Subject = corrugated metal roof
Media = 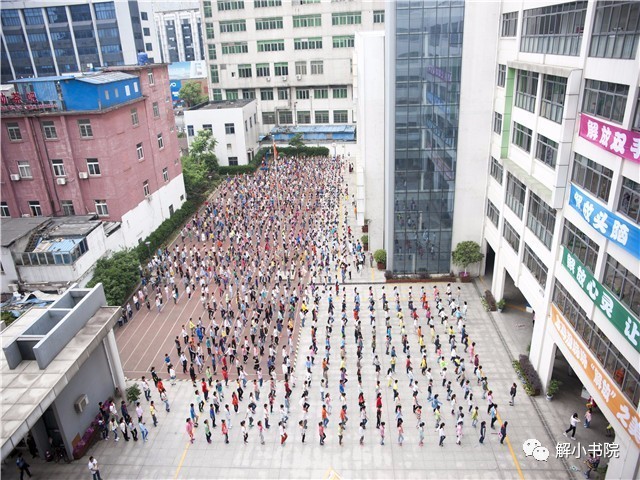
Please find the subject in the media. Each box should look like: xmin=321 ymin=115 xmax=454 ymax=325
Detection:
xmin=75 ymin=72 xmax=137 ymax=85
xmin=271 ymin=125 xmax=355 ymax=134
xmin=13 ymin=76 xmax=74 ymax=83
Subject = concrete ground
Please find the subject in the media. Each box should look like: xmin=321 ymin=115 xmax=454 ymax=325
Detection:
xmin=1 ymin=167 xmax=613 ymax=480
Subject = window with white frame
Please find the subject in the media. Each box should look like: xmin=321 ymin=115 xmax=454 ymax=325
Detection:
xmin=262 ymin=112 xmax=276 ymax=124
xmin=294 ymin=37 xmax=322 ymax=50
xmin=51 ymin=159 xmax=66 ymax=177
xmin=256 ymin=63 xmax=270 ymax=77
xmin=274 ymin=63 xmax=288 ymax=76
xmin=157 ymin=133 xmax=164 ymax=149
xmin=332 ymin=12 xmax=361 ymax=25
xmin=373 ymin=10 xmax=384 ymax=23
xmin=148 ymin=71 xmax=154 ymax=85
xmin=526 ymin=192 xmax=556 ymax=249
xmin=295 ymin=61 xmax=307 ymax=75
xmin=255 ymin=17 xmax=282 ymax=30
xmin=314 ymin=88 xmax=328 ymax=99
xmin=278 ymin=88 xmax=289 ymax=100
xmin=225 ymin=123 xmax=235 ymax=134
xmin=7 ymin=122 xmax=21 ymax=141
xmin=143 ymin=180 xmax=150 ymax=197
xmin=218 ymin=1 xmax=244 ymax=11
xmin=489 ymin=157 xmax=503 ymax=184
xmin=278 ymin=110 xmax=292 ymax=124
xmin=260 ymin=88 xmax=274 ymax=100
xmin=493 ymin=112 xmax=502 ymax=134
xmin=220 ymin=20 xmax=247 ymax=32
xmin=226 ymin=90 xmax=238 ymax=100
xmin=18 ymin=161 xmax=32 ymax=178
xmin=486 ymin=199 xmax=500 ymax=227
xmin=520 ymin=2 xmax=587 ymax=55
xmin=571 ymin=153 xmax=613 ymax=202
xmin=505 ymin=172 xmax=526 ymax=219
xmin=87 ymin=158 xmax=101 ymax=175
xmin=293 ymin=14 xmax=321 ymax=28
xmin=512 ymin=122 xmax=533 ymax=152
xmin=515 ymin=70 xmax=538 ymax=113
xmin=238 ymin=64 xmax=252 ymax=78
xmin=254 ymin=0 xmax=281 ymax=7
xmin=221 ymin=42 xmax=248 ymax=54
xmin=496 ymin=64 xmax=506 ymax=87
xmin=29 ymin=201 xmax=42 ymax=217
xmin=603 ymin=254 xmax=640 ymax=317
xmin=296 ymin=88 xmax=309 ymax=100
xmin=503 ymin=221 xmax=520 ymax=252
xmin=163 ymin=167 xmax=169 ymax=182
xmin=562 ymin=219 xmax=599 ymax=271
xmin=315 ymin=111 xmax=329 ymax=123
xmin=333 ymin=110 xmax=348 ymax=123
xmin=523 ymin=244 xmax=548 ymax=287
xmin=61 ymin=200 xmax=75 ymax=216
xmin=228 ymin=157 xmax=238 ymax=165
xmin=0 ymin=202 xmax=10 ymax=217
xmin=617 ymin=177 xmax=639 ymax=224
xmin=152 ymin=102 xmax=160 ymax=117
xmin=78 ymin=119 xmax=93 ymax=138
xmin=589 ymin=1 xmax=640 ymax=59
xmin=582 ymin=79 xmax=629 ymax=124
xmin=42 ymin=120 xmax=57 ymax=139
xmin=310 ymin=60 xmax=323 ymax=75
xmin=256 ymin=40 xmax=284 ymax=52
xmin=297 ymin=111 xmax=311 ymax=124
xmin=95 ymin=199 xmax=109 ymax=216
xmin=501 ymin=11 xmax=518 ymax=37
xmin=535 ymin=134 xmax=558 ymax=168
xmin=333 ymin=35 xmax=355 ymax=48
xmin=136 ymin=142 xmax=144 ymax=160
xmin=540 ymin=75 xmax=567 ymax=123
xmin=333 ymin=87 xmax=347 ymax=99
xmin=242 ymin=88 xmax=255 ymax=99
xmin=131 ymin=108 xmax=139 ymax=126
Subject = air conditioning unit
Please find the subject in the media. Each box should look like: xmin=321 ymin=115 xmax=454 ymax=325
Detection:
xmin=282 ymin=76 xmax=287 ymax=82
xmin=266 ymin=77 xmax=271 ymax=82
xmin=7 ymin=283 xmax=19 ymax=293
xmin=78 ymin=172 xmax=89 ymax=179
xmin=10 ymin=174 xmax=20 ymax=181
xmin=56 ymin=178 xmax=67 ymax=185
xmin=74 ymin=394 xmax=89 ymax=413
xmin=21 ymin=214 xmax=31 ymax=218
xmin=296 ymin=74 xmax=302 ymax=81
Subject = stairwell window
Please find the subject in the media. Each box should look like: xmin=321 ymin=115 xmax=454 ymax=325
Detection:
xmin=52 ymin=159 xmax=66 ymax=177
xmin=78 ymin=119 xmax=93 ymax=138
xmin=136 ymin=143 xmax=144 ymax=160
xmin=95 ymin=200 xmax=109 ymax=217
xmin=143 ymin=180 xmax=150 ymax=197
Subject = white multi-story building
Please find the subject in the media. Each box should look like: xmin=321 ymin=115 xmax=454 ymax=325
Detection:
xmin=200 ymin=0 xmax=385 ymax=135
xmin=0 ymin=1 xmax=162 ymax=84
xmin=482 ymin=2 xmax=640 ymax=477
xmin=154 ymin=8 xmax=204 ymax=64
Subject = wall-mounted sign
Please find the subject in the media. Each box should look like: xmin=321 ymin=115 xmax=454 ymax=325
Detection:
xmin=579 ymin=113 xmax=640 ymax=164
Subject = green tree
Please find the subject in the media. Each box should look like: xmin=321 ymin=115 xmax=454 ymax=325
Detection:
xmin=189 ymin=129 xmax=219 ymax=173
xmin=451 ymin=240 xmax=484 ymax=274
xmin=87 ymin=250 xmax=140 ymax=306
xmin=288 ymin=132 xmax=305 ymax=149
xmin=178 ymin=82 xmax=207 ymax=107
xmin=181 ymin=152 xmax=209 ymax=198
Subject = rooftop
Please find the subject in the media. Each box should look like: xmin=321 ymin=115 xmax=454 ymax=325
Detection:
xmin=0 ymin=216 xmax=100 ymax=249
xmin=0 ymin=217 xmax=50 ymax=248
xmin=74 ymin=72 xmax=137 ymax=85
xmin=189 ymin=99 xmax=254 ymax=111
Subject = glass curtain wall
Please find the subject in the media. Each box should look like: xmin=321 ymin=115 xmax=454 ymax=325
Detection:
xmin=393 ymin=0 xmax=465 ymax=274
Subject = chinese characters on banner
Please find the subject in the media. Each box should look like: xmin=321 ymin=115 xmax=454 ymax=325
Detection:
xmin=568 ymin=184 xmax=640 ymax=261
xmin=0 ymin=91 xmax=56 ymax=113
xmin=561 ymin=247 xmax=640 ymax=353
xmin=579 ymin=113 xmax=640 ymax=164
xmin=551 ymin=304 xmax=640 ymax=449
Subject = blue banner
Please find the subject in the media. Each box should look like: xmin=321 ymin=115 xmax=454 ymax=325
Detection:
xmin=568 ymin=184 xmax=640 ymax=260
xmin=169 ymin=80 xmax=182 ymax=102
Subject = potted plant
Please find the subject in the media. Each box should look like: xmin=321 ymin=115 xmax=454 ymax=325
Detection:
xmin=546 ymin=379 xmax=562 ymax=400
xmin=373 ymin=249 xmax=387 ymax=270
xmin=126 ymin=384 xmax=142 ymax=404
xmin=496 ymin=298 xmax=506 ymax=313
xmin=361 ymin=235 xmax=369 ymax=252
xmin=362 ymin=220 xmax=369 ymax=233
xmin=451 ymin=241 xmax=484 ymax=282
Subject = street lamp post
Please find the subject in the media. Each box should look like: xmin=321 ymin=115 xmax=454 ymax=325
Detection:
xmin=145 ymin=241 xmax=151 ymax=259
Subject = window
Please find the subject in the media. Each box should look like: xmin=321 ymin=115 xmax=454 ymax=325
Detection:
xmin=226 ymin=90 xmax=238 ymax=100
xmin=203 ymin=0 xmax=213 ymax=17
xmin=187 ymin=125 xmax=195 ymax=136
xmin=503 ymin=221 xmax=521 ymax=252
xmin=0 ymin=202 xmax=10 ymax=217
xmin=603 ymin=254 xmax=640 ymax=317
xmin=24 ymin=8 xmax=45 ymax=24
xmin=296 ymin=89 xmax=310 ymax=100
xmin=7 ymin=122 xmax=21 ymax=141
xmin=157 ymin=133 xmax=164 ymax=149
xmin=218 ymin=1 xmax=245 ymax=11
xmin=493 ymin=112 xmax=503 ymax=134
xmin=78 ymin=119 xmax=93 ymax=138
xmin=152 ymin=102 xmax=160 ymax=117
xmin=210 ymin=65 xmax=220 ymax=83
xmin=52 ymin=159 xmax=66 ymax=177
xmin=520 ymin=2 xmax=587 ymax=55
xmin=553 ymin=280 xmax=640 ymax=407
xmin=373 ymin=10 xmax=385 ymax=24
xmin=334 ymin=110 xmax=348 ymax=123
xmin=256 ymin=63 xmax=270 ymax=77
xmin=255 ymin=17 xmax=283 ymax=30
xmin=527 ymin=192 xmax=556 ymax=249
xmin=163 ymin=167 xmax=169 ymax=182
xmin=486 ymin=200 xmax=500 ymax=227
xmin=143 ymin=27 xmax=150 ymax=36
xmin=94 ymin=2 xmax=116 ymax=20
xmin=295 ymin=61 xmax=307 ymax=76
xmin=523 ymin=244 xmax=548 ymax=287
xmin=294 ymin=37 xmax=322 ymax=50
xmin=95 ymin=200 xmax=109 ymax=217
xmin=238 ymin=64 xmax=252 ymax=78
xmin=278 ymin=110 xmax=293 ymax=124
xmin=242 ymin=88 xmax=255 ymax=99
xmin=260 ymin=88 xmax=274 ymax=100
xmin=262 ymin=112 xmax=276 ymax=124
xmin=143 ymin=180 xmax=150 ymax=197
xmin=634 ymin=94 xmax=640 ymax=132
xmin=136 ymin=143 xmax=144 ymax=160
xmin=225 ymin=123 xmax=235 ymax=134
xmin=257 ymin=40 xmax=285 ymax=52
xmin=141 ymin=11 xmax=148 ymax=21
xmin=618 ymin=177 xmax=640 ymax=223
xmin=562 ymin=219 xmax=599 ymax=271
xmin=297 ymin=111 xmax=311 ymax=124
xmin=87 ymin=158 xmax=101 ymax=176
xmin=274 ymin=62 xmax=288 ymax=76
xmin=501 ymin=12 xmax=518 ymax=37
xmin=512 ymin=122 xmax=533 ymax=152
xmin=333 ymin=87 xmax=348 ymax=99
xmin=254 ymin=0 xmax=281 ymax=6
xmin=571 ymin=153 xmax=613 ymax=202
xmin=315 ymin=110 xmax=329 ymax=123
xmin=61 ymin=200 xmax=75 ymax=216
xmin=332 ymin=12 xmax=362 ymax=25
xmin=131 ymin=108 xmax=139 ymax=126
xmin=590 ymin=1 xmax=640 ymax=59
xmin=42 ymin=121 xmax=57 ymax=140
xmin=293 ymin=14 xmax=321 ymax=28
xmin=202 ymin=124 xmax=213 ymax=132
xmin=206 ymin=22 xmax=215 ymax=39
xmin=208 ymin=44 xmax=217 ymax=60
xmin=221 ymin=42 xmax=248 ymax=54
xmin=489 ymin=157 xmax=503 ymax=184
xmin=228 ymin=157 xmax=239 ymax=166
xmin=534 ymin=80 xmax=565 ymax=127
xmin=148 ymin=71 xmax=155 ymax=85
xmin=1 ymin=10 xmax=21 ymax=27
xmin=496 ymin=64 xmax=506 ymax=87
xmin=310 ymin=60 xmax=323 ymax=75
xmin=535 ymin=134 xmax=558 ymax=168
xmin=29 ymin=201 xmax=43 ymax=217
xmin=582 ymin=79 xmax=629 ymax=124
xmin=278 ymin=88 xmax=289 ymax=100
xmin=18 ymin=161 xmax=32 ymax=179
xmin=314 ymin=88 xmax=328 ymax=99
xmin=505 ymin=172 xmax=527 ymax=218
xmin=219 ymin=20 xmax=247 ymax=33
xmin=333 ymin=35 xmax=355 ymax=48
xmin=515 ymin=70 xmax=538 ymax=113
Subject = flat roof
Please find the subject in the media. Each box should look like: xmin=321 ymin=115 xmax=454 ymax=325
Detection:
xmin=75 ymin=72 xmax=137 ymax=85
xmin=0 ymin=217 xmax=51 ymax=248
xmin=190 ymin=99 xmax=253 ymax=110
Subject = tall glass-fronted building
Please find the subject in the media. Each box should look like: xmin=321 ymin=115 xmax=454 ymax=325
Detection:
xmin=387 ymin=0 xmax=465 ymax=274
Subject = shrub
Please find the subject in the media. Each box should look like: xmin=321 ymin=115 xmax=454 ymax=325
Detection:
xmin=87 ymin=250 xmax=140 ymax=306
xmin=373 ymin=249 xmax=387 ymax=264
xmin=361 ymin=235 xmax=369 ymax=244
xmin=484 ymin=290 xmax=497 ymax=311
xmin=451 ymin=240 xmax=484 ymax=274
xmin=384 ymin=270 xmax=393 ymax=280
xmin=126 ymin=384 xmax=141 ymax=404
xmin=518 ymin=354 xmax=542 ymax=396
xmin=547 ymin=379 xmax=562 ymax=396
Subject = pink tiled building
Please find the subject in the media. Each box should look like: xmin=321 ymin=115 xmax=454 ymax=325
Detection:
xmin=1 ymin=64 xmax=186 ymax=248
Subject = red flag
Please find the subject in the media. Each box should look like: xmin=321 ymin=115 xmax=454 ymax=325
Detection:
xmin=272 ymin=140 xmax=278 ymax=160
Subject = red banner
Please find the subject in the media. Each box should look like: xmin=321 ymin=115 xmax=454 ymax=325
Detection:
xmin=579 ymin=113 xmax=640 ymax=164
